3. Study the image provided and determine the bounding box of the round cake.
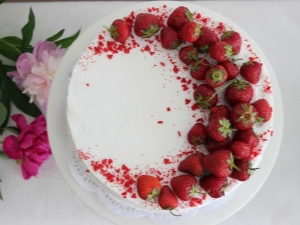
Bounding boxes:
[66,2,273,214]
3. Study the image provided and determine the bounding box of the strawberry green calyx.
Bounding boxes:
[224,44,234,58]
[221,31,234,40]
[142,24,160,38]
[185,9,194,22]
[236,104,257,127]
[227,153,240,172]
[195,94,212,109]
[208,68,227,86]
[104,25,119,39]
[218,118,234,138]
[231,79,250,90]
[147,188,160,200]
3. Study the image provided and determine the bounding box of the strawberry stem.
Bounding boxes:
[205,79,237,104]
[169,209,181,217]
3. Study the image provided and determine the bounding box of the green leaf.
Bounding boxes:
[21,8,35,50]
[0,69,42,118]
[0,126,20,135]
[2,36,23,46]
[0,0,5,4]
[46,29,65,42]
[0,102,7,127]
[55,29,81,48]
[0,39,21,61]
[0,151,8,160]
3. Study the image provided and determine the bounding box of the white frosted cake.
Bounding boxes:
[66,2,273,214]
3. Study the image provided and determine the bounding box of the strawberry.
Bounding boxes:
[209,105,231,121]
[252,99,272,122]
[231,102,258,130]
[233,129,259,149]
[202,149,239,177]
[167,6,194,30]
[104,19,131,43]
[178,152,205,176]
[209,41,234,62]
[134,13,161,38]
[187,123,208,146]
[206,116,234,142]
[158,185,179,212]
[240,61,262,84]
[171,174,199,201]
[193,84,218,109]
[178,46,198,65]
[221,31,242,55]
[230,140,251,159]
[189,57,211,80]
[189,197,203,207]
[160,26,181,50]
[136,175,161,200]
[230,158,258,181]
[199,174,228,198]
[224,79,254,106]
[193,26,219,53]
[205,65,228,88]
[205,137,231,153]
[218,60,239,80]
[179,22,201,43]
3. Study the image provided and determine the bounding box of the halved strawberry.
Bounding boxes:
[137,175,161,200]
[178,152,205,176]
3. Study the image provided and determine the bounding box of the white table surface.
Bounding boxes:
[0,1,299,225]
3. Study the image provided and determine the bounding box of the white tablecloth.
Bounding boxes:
[0,1,299,224]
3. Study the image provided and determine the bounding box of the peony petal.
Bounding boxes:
[16,53,38,79]
[19,134,36,149]
[2,135,23,159]
[34,41,57,62]
[11,114,28,131]
[21,156,39,180]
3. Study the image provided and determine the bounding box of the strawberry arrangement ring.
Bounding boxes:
[66,2,274,215]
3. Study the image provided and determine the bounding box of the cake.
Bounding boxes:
[66,2,273,214]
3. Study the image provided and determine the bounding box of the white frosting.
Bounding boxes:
[66,4,273,214]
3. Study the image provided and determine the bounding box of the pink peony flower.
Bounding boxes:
[2,114,51,180]
[8,41,66,110]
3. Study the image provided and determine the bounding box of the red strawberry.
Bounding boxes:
[224,80,254,106]
[233,129,259,149]
[193,26,219,53]
[202,149,239,177]
[179,22,201,43]
[240,61,262,84]
[205,65,228,88]
[134,13,160,38]
[193,84,218,109]
[209,105,231,121]
[231,102,258,130]
[230,158,257,181]
[187,123,208,146]
[136,175,161,200]
[209,41,234,62]
[218,60,239,80]
[205,137,231,153]
[105,19,131,43]
[171,174,199,201]
[158,185,179,211]
[252,99,272,122]
[178,46,198,65]
[206,116,234,142]
[178,152,205,176]
[160,26,182,50]
[167,6,194,30]
[189,57,211,80]
[199,174,228,198]
[221,31,242,55]
[230,140,251,159]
